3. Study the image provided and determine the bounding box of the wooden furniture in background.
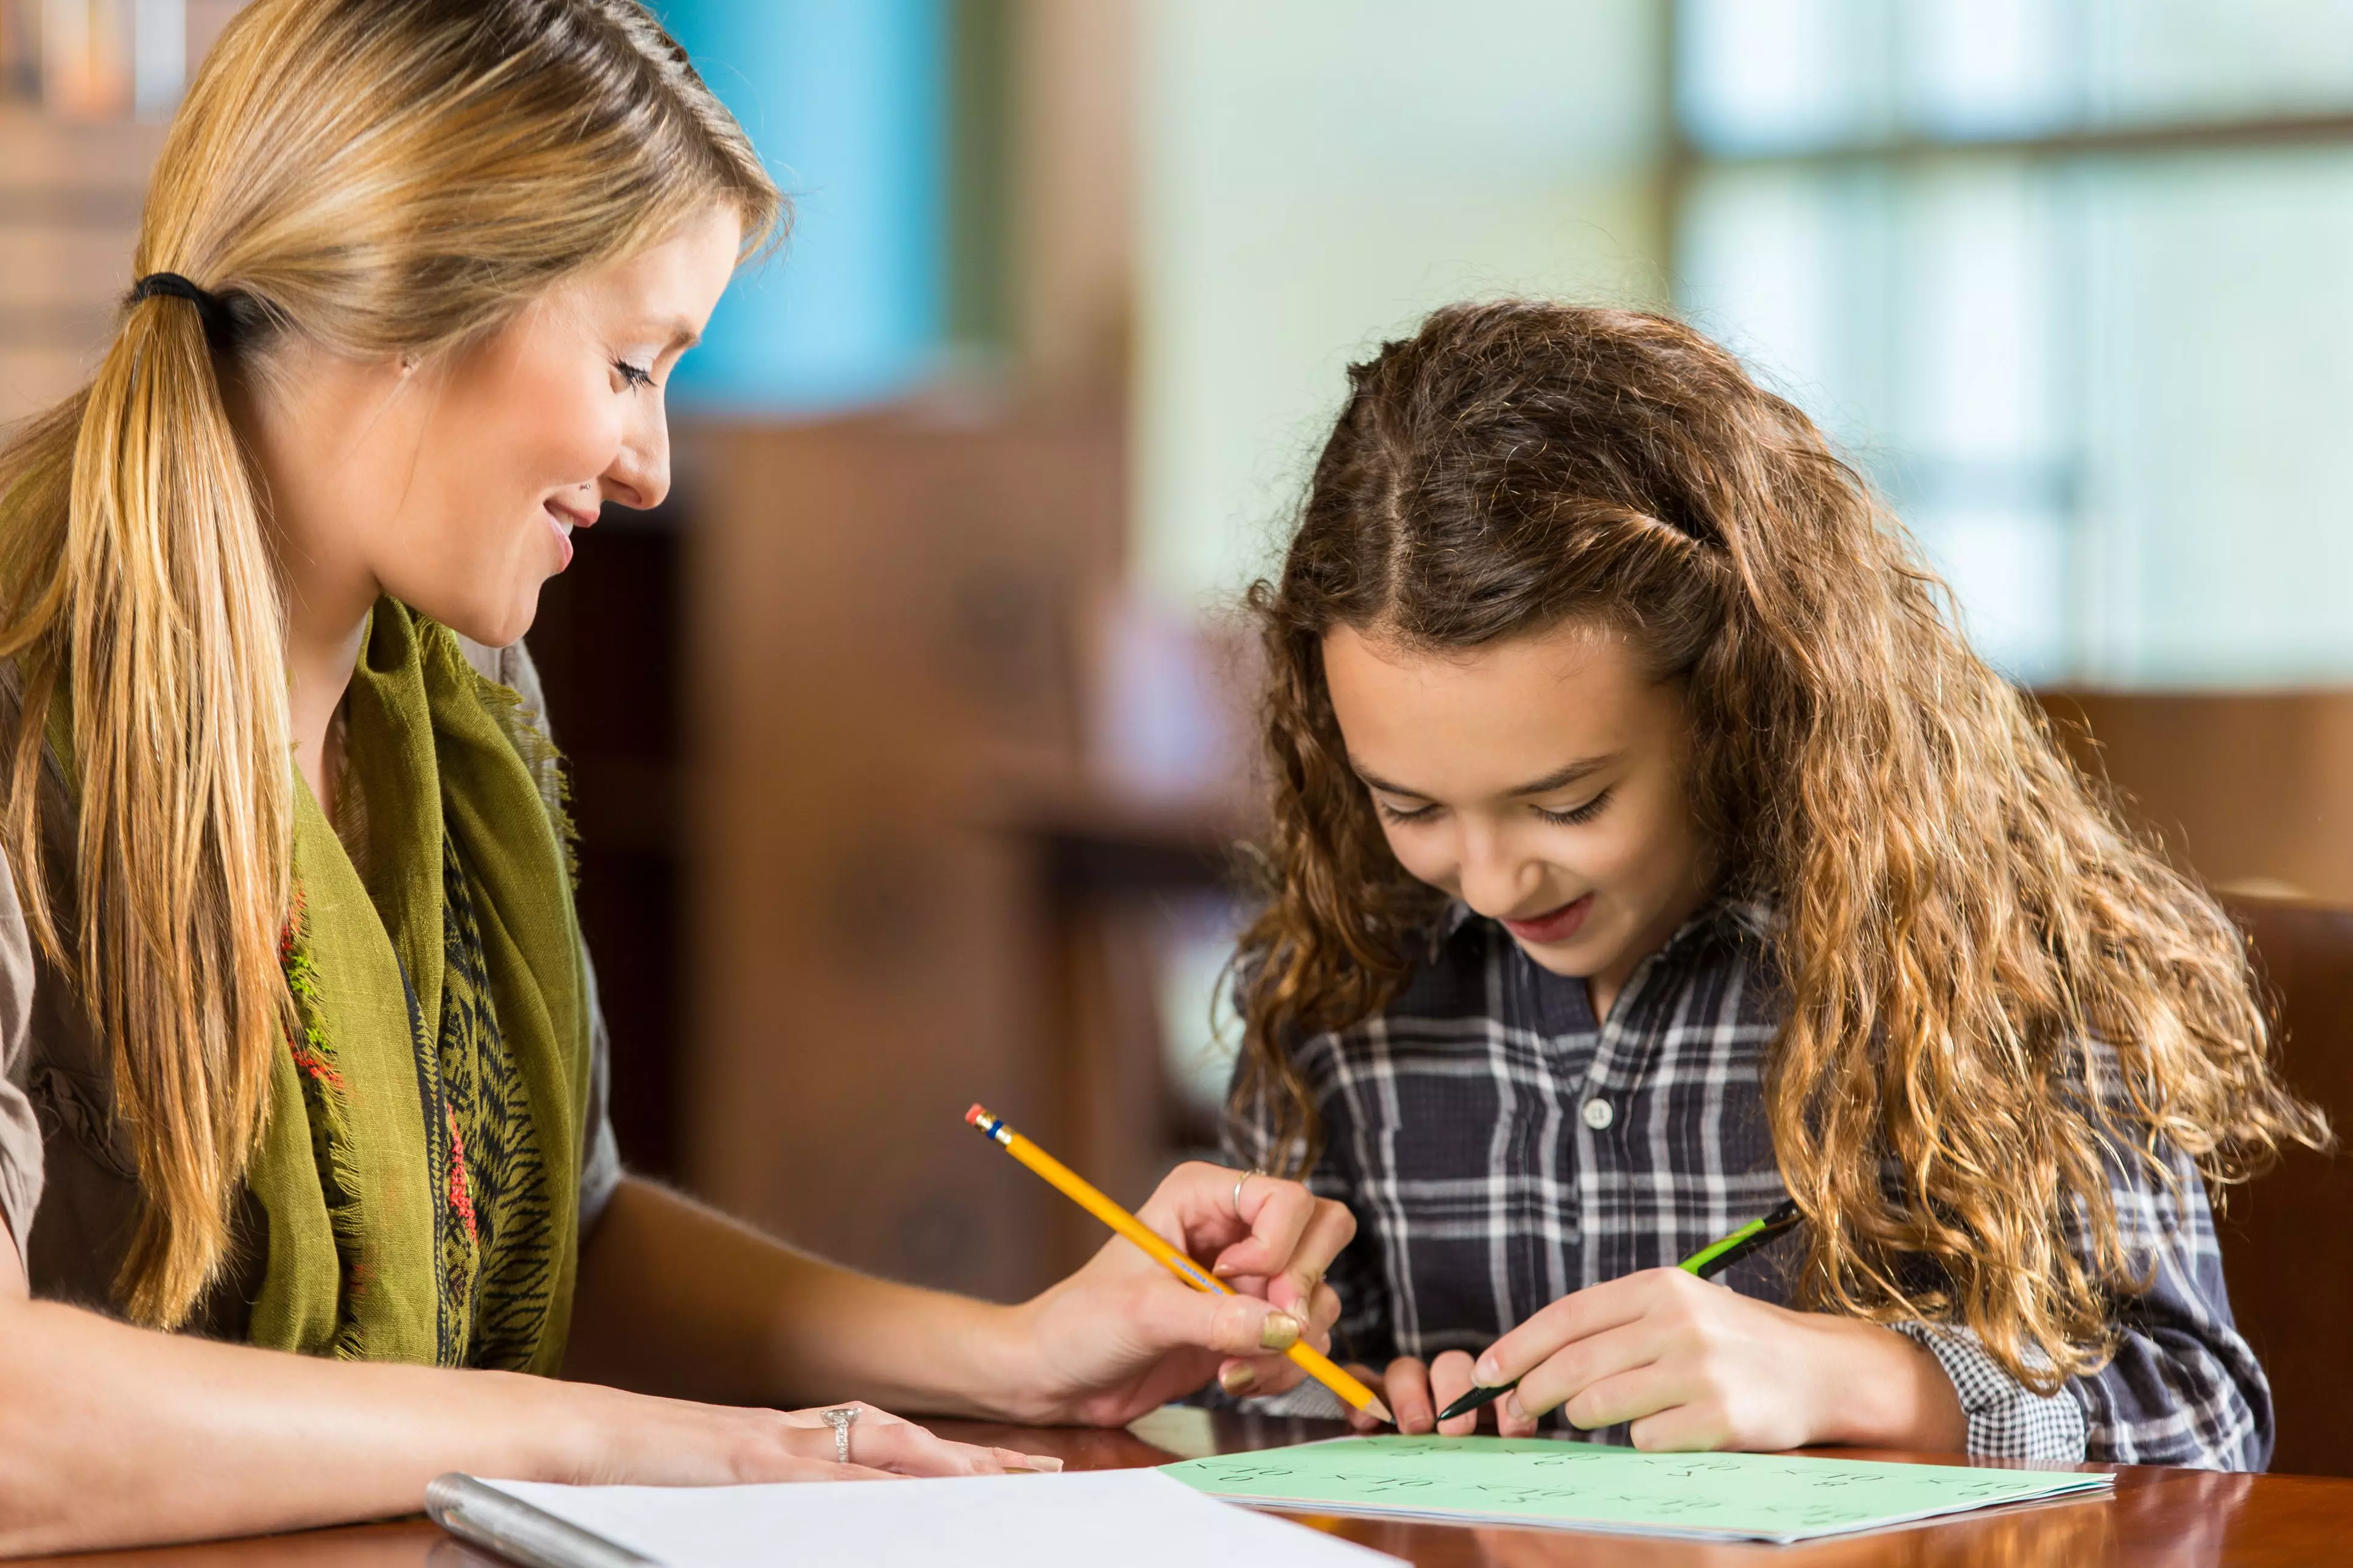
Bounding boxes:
[679,410,1126,1306]
[2035,696,2353,1474]
[2215,894,2353,1479]
[2044,690,2353,905]
[993,792,1250,1279]
[33,1414,2353,1565]
[525,503,691,1180]
[0,105,159,427]
[0,3,246,427]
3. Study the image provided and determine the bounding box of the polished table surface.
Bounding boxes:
[32,1413,2353,1566]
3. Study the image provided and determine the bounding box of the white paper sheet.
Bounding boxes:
[482,1469,1401,1567]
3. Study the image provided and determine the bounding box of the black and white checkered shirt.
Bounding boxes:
[1224,898,2272,1470]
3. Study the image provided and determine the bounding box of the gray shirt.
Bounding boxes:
[0,633,622,1276]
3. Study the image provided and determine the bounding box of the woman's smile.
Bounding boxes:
[543,494,597,570]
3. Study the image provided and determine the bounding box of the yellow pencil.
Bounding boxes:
[965,1104,1393,1425]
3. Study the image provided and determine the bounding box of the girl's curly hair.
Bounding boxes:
[1232,299,2329,1393]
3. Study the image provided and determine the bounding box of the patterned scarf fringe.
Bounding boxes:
[279,886,372,1360]
[469,674,580,891]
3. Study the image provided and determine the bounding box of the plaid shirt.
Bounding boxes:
[1224,898,2272,1470]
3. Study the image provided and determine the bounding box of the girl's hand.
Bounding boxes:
[1346,1353,1490,1435]
[1467,1269,1967,1452]
[586,1393,1064,1483]
[1000,1162,1354,1426]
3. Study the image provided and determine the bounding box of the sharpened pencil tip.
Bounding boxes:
[1363,1396,1395,1426]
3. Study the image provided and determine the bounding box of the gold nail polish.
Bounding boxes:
[1259,1311,1302,1351]
[1220,1362,1260,1396]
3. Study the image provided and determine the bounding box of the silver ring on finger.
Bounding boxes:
[821,1405,860,1465]
[1232,1168,1264,1222]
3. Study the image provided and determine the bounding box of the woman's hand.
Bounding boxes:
[769,1401,1063,1474]
[580,1393,1064,1484]
[0,1292,1066,1556]
[1456,1269,1967,1452]
[995,1162,1355,1426]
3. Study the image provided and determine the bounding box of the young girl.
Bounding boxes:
[1224,301,2328,1469]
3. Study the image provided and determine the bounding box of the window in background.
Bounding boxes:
[1675,0,2353,687]
[1133,0,1672,614]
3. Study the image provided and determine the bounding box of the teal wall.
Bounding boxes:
[656,0,947,413]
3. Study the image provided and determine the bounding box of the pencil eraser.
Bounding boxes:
[965,1104,989,1125]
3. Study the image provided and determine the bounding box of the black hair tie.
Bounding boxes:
[127,272,234,345]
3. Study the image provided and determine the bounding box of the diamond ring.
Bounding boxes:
[821,1405,860,1465]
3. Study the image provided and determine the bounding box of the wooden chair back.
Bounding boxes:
[2216,895,2353,1477]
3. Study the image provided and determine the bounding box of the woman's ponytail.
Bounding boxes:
[77,282,291,1323]
[0,279,292,1326]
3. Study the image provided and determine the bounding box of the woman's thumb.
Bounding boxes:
[1135,1287,1303,1358]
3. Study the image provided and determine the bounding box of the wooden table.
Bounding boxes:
[33,1414,2353,1566]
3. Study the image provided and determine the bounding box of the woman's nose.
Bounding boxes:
[601,418,671,512]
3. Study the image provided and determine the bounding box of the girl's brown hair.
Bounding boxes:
[1235,300,2329,1390]
[0,0,780,1329]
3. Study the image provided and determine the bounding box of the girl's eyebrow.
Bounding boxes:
[1350,754,1619,800]
[1350,761,1432,799]
[1503,755,1620,796]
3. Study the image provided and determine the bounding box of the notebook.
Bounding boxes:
[429,1467,1403,1568]
[1160,1435,2114,1544]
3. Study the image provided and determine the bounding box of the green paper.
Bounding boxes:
[1162,1435,2112,1544]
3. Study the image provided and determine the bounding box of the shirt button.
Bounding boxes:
[1582,1097,1615,1130]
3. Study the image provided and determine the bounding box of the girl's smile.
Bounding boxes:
[1501,892,1593,947]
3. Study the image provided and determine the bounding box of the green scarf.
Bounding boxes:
[243,601,587,1371]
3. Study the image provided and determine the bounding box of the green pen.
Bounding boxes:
[1431,1198,1805,1424]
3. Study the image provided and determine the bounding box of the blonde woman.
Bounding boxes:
[0,2,1350,1553]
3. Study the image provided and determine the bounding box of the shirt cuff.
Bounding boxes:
[1190,1372,1353,1419]
[1241,1379,1351,1419]
[1893,1321,2089,1462]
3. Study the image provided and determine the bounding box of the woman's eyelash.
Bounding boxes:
[1373,799,1439,825]
[615,359,656,390]
[1536,789,1612,827]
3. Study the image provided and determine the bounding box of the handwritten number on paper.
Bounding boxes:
[1951,1479,2030,1500]
[1198,1463,1296,1485]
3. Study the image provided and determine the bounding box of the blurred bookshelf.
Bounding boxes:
[0,1,242,430]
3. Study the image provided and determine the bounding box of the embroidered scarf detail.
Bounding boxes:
[252,601,586,1371]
